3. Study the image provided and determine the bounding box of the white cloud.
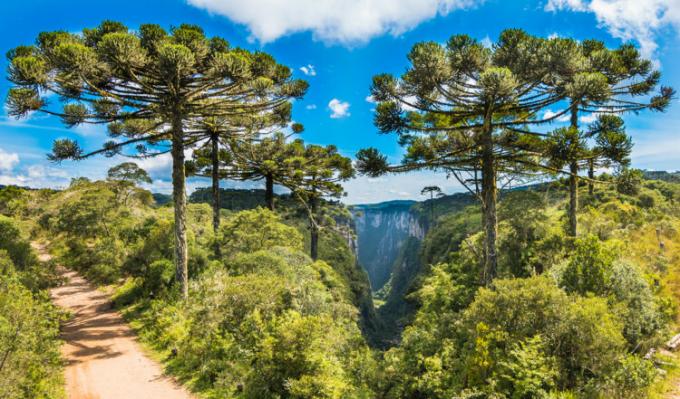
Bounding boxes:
[480,35,493,48]
[328,98,351,118]
[579,113,598,123]
[299,64,317,76]
[305,104,318,110]
[0,148,19,172]
[543,109,571,122]
[0,163,71,189]
[545,0,588,12]
[365,95,377,103]
[187,0,484,44]
[545,0,680,58]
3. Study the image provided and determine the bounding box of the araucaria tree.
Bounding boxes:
[229,127,304,211]
[6,21,307,298]
[357,31,572,283]
[185,102,305,240]
[545,39,673,236]
[285,141,354,261]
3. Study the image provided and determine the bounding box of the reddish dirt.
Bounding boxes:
[38,245,193,399]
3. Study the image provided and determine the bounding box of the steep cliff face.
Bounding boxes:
[352,200,424,291]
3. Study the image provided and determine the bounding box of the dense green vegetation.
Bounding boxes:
[371,173,680,398]
[4,170,680,398]
[0,215,64,398]
[3,20,680,399]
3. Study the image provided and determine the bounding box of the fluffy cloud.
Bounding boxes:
[328,98,351,118]
[0,148,19,172]
[545,0,680,57]
[543,109,571,122]
[0,163,71,189]
[187,0,483,44]
[299,64,316,76]
[305,104,318,110]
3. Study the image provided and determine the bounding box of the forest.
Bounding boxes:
[1,19,680,399]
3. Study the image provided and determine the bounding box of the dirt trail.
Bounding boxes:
[36,244,194,399]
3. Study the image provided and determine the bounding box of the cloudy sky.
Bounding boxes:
[1,0,679,203]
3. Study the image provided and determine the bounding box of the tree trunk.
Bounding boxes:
[310,196,319,261]
[171,118,189,299]
[481,110,497,285]
[568,161,578,237]
[211,134,221,257]
[265,174,275,211]
[568,104,579,237]
[588,159,595,196]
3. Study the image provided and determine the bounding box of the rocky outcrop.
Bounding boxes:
[352,201,424,291]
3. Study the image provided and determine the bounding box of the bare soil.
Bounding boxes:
[38,245,193,399]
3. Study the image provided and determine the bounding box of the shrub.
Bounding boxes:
[560,235,615,296]
[218,208,303,256]
[0,215,36,270]
[0,255,64,398]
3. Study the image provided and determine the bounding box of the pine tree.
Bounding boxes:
[284,141,354,260]
[357,30,572,283]
[547,39,673,236]
[229,125,304,211]
[184,103,305,241]
[6,21,307,298]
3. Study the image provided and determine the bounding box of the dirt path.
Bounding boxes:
[36,244,194,399]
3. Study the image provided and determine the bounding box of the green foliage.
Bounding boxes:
[560,235,616,295]
[0,220,63,399]
[0,215,36,270]
[107,162,152,184]
[0,270,64,399]
[496,335,558,399]
[617,168,644,196]
[218,208,303,255]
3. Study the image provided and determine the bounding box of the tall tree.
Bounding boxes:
[6,21,307,298]
[285,141,354,260]
[184,103,305,241]
[547,39,673,236]
[421,185,442,221]
[357,31,571,283]
[230,125,304,211]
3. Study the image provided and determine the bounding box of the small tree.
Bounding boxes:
[284,141,354,260]
[106,162,152,205]
[6,21,307,298]
[420,185,442,221]
[107,162,152,185]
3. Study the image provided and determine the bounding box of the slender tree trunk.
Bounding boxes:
[310,196,319,261]
[588,159,595,196]
[568,161,578,237]
[211,134,221,257]
[568,104,579,237]
[171,117,189,299]
[265,174,275,211]
[481,110,497,285]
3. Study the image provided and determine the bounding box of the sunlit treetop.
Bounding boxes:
[6,20,309,160]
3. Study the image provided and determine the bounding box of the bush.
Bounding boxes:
[0,255,64,398]
[218,208,303,256]
[0,215,36,270]
[616,168,643,196]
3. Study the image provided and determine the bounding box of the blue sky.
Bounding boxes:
[1,0,679,204]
